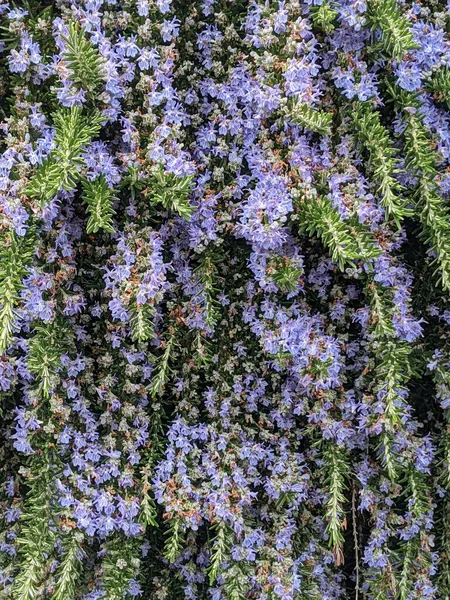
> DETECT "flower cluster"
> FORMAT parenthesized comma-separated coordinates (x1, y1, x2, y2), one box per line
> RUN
(1, 0, 450, 599)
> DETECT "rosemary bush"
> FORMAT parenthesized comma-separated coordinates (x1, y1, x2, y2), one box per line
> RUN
(1, 1, 450, 598)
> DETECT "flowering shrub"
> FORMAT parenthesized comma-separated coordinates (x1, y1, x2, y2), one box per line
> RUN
(1, 0, 450, 598)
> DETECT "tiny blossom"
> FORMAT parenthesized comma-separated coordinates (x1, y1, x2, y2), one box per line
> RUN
(0, 1, 449, 598)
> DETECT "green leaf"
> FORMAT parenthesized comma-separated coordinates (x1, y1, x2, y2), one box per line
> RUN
(62, 21, 106, 95)
(82, 175, 116, 234)
(139, 470, 159, 528)
(147, 169, 194, 220)
(373, 341, 412, 481)
(52, 533, 85, 600)
(368, 281, 396, 338)
(389, 86, 450, 291)
(398, 471, 434, 599)
(208, 522, 231, 585)
(223, 565, 249, 600)
(0, 231, 35, 354)
(27, 320, 71, 399)
(310, 1, 338, 33)
(426, 67, 450, 110)
(149, 333, 176, 398)
(367, 0, 417, 59)
(13, 452, 57, 600)
(269, 256, 303, 293)
(290, 101, 333, 137)
(322, 443, 348, 566)
(130, 302, 156, 344)
(193, 254, 221, 329)
(101, 536, 140, 600)
(353, 101, 412, 224)
(163, 517, 184, 564)
(25, 107, 103, 206)
(295, 194, 381, 269)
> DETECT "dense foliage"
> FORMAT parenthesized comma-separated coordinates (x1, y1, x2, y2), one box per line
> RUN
(1, 0, 450, 598)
